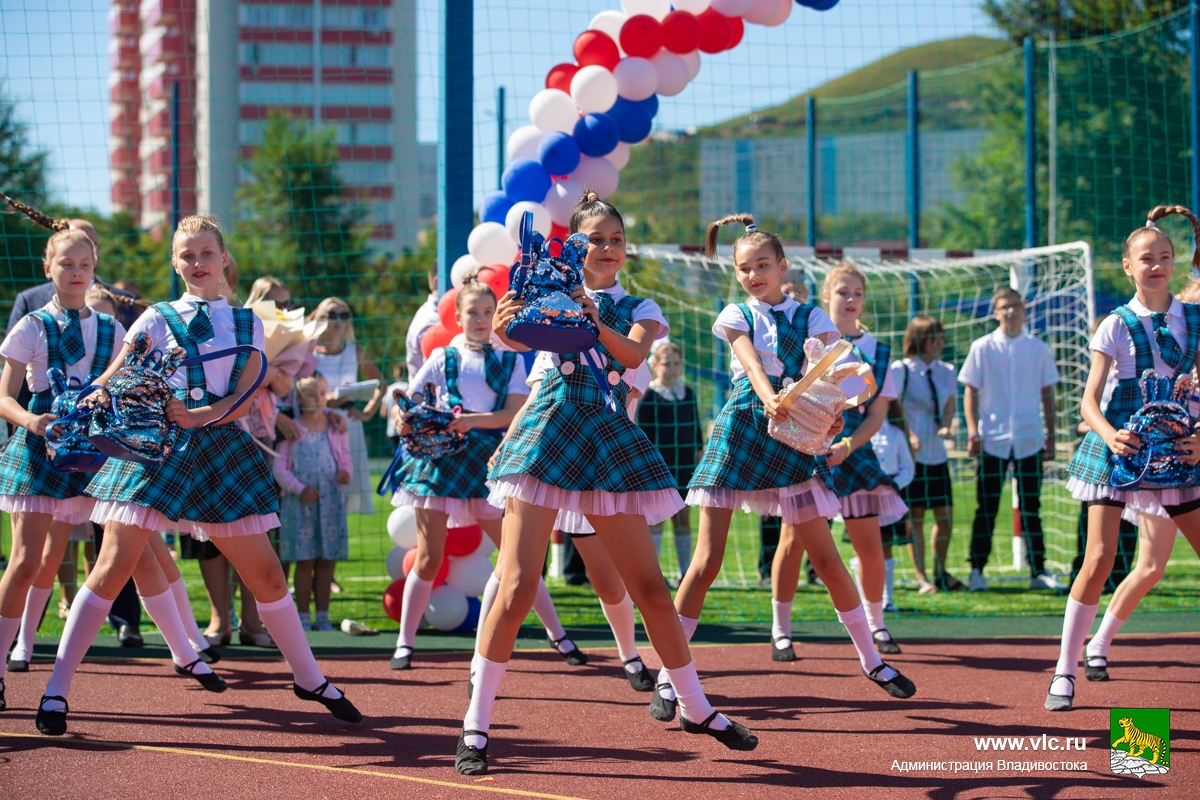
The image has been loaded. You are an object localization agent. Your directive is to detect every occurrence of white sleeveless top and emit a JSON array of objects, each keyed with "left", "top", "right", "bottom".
[{"left": 314, "top": 343, "right": 359, "bottom": 387}]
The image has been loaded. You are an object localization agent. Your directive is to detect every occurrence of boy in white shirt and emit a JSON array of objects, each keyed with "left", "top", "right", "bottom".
[{"left": 959, "top": 287, "right": 1061, "bottom": 592}]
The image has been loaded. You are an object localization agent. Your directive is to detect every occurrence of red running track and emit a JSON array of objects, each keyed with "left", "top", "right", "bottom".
[{"left": 1, "top": 634, "right": 1197, "bottom": 799}]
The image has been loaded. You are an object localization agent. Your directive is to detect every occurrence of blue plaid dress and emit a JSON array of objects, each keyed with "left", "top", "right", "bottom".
[
  {"left": 1068, "top": 302, "right": 1200, "bottom": 509},
  {"left": 688, "top": 303, "right": 839, "bottom": 522},
  {"left": 86, "top": 303, "right": 279, "bottom": 533},
  {"left": 0, "top": 310, "right": 116, "bottom": 510},
  {"left": 489, "top": 293, "right": 683, "bottom": 525}
]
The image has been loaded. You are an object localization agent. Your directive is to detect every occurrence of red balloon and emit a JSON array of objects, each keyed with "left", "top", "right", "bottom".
[
  {"left": 697, "top": 8, "right": 732, "bottom": 54},
  {"left": 402, "top": 546, "right": 449, "bottom": 587},
  {"left": 574, "top": 30, "right": 620, "bottom": 71},
  {"left": 445, "top": 525, "right": 484, "bottom": 558},
  {"left": 620, "top": 14, "right": 664, "bottom": 59},
  {"left": 421, "top": 323, "right": 454, "bottom": 358},
  {"left": 480, "top": 264, "right": 511, "bottom": 298},
  {"left": 382, "top": 578, "right": 405, "bottom": 622},
  {"left": 437, "top": 287, "right": 462, "bottom": 333},
  {"left": 661, "top": 11, "right": 702, "bottom": 54},
  {"left": 548, "top": 222, "right": 569, "bottom": 242},
  {"left": 546, "top": 63, "right": 579, "bottom": 94},
  {"left": 726, "top": 15, "right": 745, "bottom": 50}
]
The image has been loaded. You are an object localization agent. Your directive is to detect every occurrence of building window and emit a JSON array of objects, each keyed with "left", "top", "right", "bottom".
[{"left": 239, "top": 4, "right": 314, "bottom": 28}]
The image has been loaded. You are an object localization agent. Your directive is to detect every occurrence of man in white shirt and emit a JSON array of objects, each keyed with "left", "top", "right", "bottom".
[
  {"left": 404, "top": 265, "right": 440, "bottom": 382},
  {"left": 959, "top": 287, "right": 1061, "bottom": 592}
]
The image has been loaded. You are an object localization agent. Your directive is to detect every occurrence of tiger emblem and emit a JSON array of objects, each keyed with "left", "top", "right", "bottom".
[{"left": 1113, "top": 717, "right": 1168, "bottom": 765}]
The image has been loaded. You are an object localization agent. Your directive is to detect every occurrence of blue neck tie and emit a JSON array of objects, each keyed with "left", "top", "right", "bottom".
[
  {"left": 188, "top": 301, "right": 215, "bottom": 343},
  {"left": 60, "top": 308, "right": 85, "bottom": 366},
  {"left": 1152, "top": 312, "right": 1184, "bottom": 371}
]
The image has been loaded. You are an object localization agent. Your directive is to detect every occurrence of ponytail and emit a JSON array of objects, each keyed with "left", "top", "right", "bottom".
[
  {"left": 1131, "top": 204, "right": 1200, "bottom": 274},
  {"left": 568, "top": 189, "right": 624, "bottom": 234},
  {"left": 1, "top": 192, "right": 69, "bottom": 232},
  {"left": 704, "top": 212, "right": 788, "bottom": 265}
]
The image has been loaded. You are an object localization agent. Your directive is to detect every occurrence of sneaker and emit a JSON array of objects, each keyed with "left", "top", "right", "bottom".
[
  {"left": 1029, "top": 572, "right": 1065, "bottom": 591},
  {"left": 315, "top": 620, "right": 334, "bottom": 632},
  {"left": 968, "top": 569, "right": 988, "bottom": 592}
]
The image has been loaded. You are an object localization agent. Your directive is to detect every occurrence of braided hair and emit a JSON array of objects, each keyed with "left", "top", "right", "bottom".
[
  {"left": 1125, "top": 205, "right": 1200, "bottom": 274},
  {"left": 2, "top": 193, "right": 97, "bottom": 264}
]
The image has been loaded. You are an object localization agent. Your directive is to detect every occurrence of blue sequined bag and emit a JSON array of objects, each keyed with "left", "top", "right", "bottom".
[
  {"left": 392, "top": 383, "right": 468, "bottom": 461},
  {"left": 1110, "top": 370, "right": 1199, "bottom": 489},
  {"left": 42, "top": 369, "right": 108, "bottom": 473},
  {"left": 505, "top": 211, "right": 598, "bottom": 354}
]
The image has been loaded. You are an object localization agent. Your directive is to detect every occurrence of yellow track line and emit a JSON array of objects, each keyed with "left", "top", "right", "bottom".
[{"left": 0, "top": 731, "right": 586, "bottom": 799}]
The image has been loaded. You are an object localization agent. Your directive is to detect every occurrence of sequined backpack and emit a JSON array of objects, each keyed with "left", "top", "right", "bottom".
[
  {"left": 1110, "top": 370, "right": 1200, "bottom": 489},
  {"left": 42, "top": 369, "right": 108, "bottom": 473},
  {"left": 768, "top": 339, "right": 878, "bottom": 456}
]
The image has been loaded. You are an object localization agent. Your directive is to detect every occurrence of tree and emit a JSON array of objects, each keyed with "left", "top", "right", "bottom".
[
  {"left": 981, "top": 0, "right": 1189, "bottom": 41},
  {"left": 0, "top": 77, "right": 54, "bottom": 305}
]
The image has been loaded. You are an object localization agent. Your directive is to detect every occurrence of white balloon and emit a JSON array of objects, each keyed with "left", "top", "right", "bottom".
[
  {"left": 605, "top": 141, "right": 632, "bottom": 170},
  {"left": 570, "top": 65, "right": 619, "bottom": 115},
  {"left": 650, "top": 50, "right": 690, "bottom": 97},
  {"left": 589, "top": 10, "right": 627, "bottom": 56},
  {"left": 672, "top": 0, "right": 711, "bottom": 12},
  {"left": 506, "top": 124, "right": 543, "bottom": 161},
  {"left": 450, "top": 254, "right": 481, "bottom": 289},
  {"left": 505, "top": 201, "right": 551, "bottom": 241},
  {"left": 711, "top": 0, "right": 753, "bottom": 14},
  {"left": 386, "top": 505, "right": 418, "bottom": 549},
  {"left": 467, "top": 222, "right": 518, "bottom": 266},
  {"left": 530, "top": 89, "right": 579, "bottom": 134},
  {"left": 471, "top": 535, "right": 497, "bottom": 559},
  {"left": 680, "top": 49, "right": 702, "bottom": 81},
  {"left": 385, "top": 545, "right": 407, "bottom": 581},
  {"left": 765, "top": 0, "right": 792, "bottom": 26},
  {"left": 543, "top": 178, "right": 584, "bottom": 226},
  {"left": 423, "top": 585, "right": 469, "bottom": 631},
  {"left": 569, "top": 156, "right": 620, "bottom": 199},
  {"left": 743, "top": 0, "right": 779, "bottom": 24},
  {"left": 613, "top": 57, "right": 658, "bottom": 102},
  {"left": 445, "top": 553, "right": 494, "bottom": 597},
  {"left": 621, "top": 0, "right": 671, "bottom": 20}
]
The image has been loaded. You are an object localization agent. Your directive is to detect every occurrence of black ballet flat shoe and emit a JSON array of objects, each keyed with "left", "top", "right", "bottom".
[
  {"left": 35, "top": 695, "right": 68, "bottom": 736},
  {"left": 623, "top": 657, "right": 655, "bottom": 692},
  {"left": 390, "top": 646, "right": 412, "bottom": 671},
  {"left": 196, "top": 646, "right": 221, "bottom": 665},
  {"left": 7, "top": 658, "right": 29, "bottom": 673},
  {"left": 456, "top": 729, "right": 489, "bottom": 775},
  {"left": 873, "top": 629, "right": 902, "bottom": 655},
  {"left": 864, "top": 663, "right": 916, "bottom": 699},
  {"left": 173, "top": 659, "right": 228, "bottom": 693},
  {"left": 649, "top": 683, "right": 677, "bottom": 722},
  {"left": 293, "top": 681, "right": 362, "bottom": 723},
  {"left": 467, "top": 671, "right": 474, "bottom": 699},
  {"left": 1044, "top": 675, "right": 1074, "bottom": 711},
  {"left": 680, "top": 711, "right": 759, "bottom": 752},
  {"left": 1084, "top": 655, "right": 1110, "bottom": 682},
  {"left": 771, "top": 636, "right": 797, "bottom": 662},
  {"left": 0, "top": 678, "right": 6, "bottom": 711},
  {"left": 549, "top": 636, "right": 588, "bottom": 666}
]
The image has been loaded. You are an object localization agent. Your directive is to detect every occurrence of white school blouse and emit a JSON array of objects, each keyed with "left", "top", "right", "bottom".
[
  {"left": 889, "top": 357, "right": 957, "bottom": 466},
  {"left": 1, "top": 301, "right": 126, "bottom": 392},
  {"left": 404, "top": 293, "right": 439, "bottom": 381},
  {"left": 1090, "top": 296, "right": 1188, "bottom": 379},
  {"left": 712, "top": 296, "right": 838, "bottom": 382},
  {"left": 411, "top": 345, "right": 529, "bottom": 414}
]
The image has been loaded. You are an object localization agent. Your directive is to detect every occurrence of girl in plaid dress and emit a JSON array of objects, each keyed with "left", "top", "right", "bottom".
[
  {"left": 33, "top": 216, "right": 360, "bottom": 736},
  {"left": 456, "top": 192, "right": 757, "bottom": 775},
  {"left": 822, "top": 264, "right": 909, "bottom": 656},
  {"left": 1048, "top": 205, "right": 1200, "bottom": 711},
  {"left": 681, "top": 216, "right": 914, "bottom": 701}
]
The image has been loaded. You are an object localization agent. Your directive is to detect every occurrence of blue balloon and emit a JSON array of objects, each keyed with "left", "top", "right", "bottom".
[
  {"left": 573, "top": 113, "right": 620, "bottom": 158},
  {"left": 501, "top": 158, "right": 552, "bottom": 204},
  {"left": 813, "top": 0, "right": 839, "bottom": 9},
  {"left": 637, "top": 94, "right": 658, "bottom": 119},
  {"left": 536, "top": 132, "right": 581, "bottom": 176},
  {"left": 480, "top": 191, "right": 513, "bottom": 225},
  {"left": 452, "top": 596, "right": 482, "bottom": 633},
  {"left": 608, "top": 98, "right": 653, "bottom": 144}
]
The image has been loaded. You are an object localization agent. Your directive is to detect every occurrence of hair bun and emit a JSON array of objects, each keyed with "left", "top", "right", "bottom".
[{"left": 577, "top": 189, "right": 602, "bottom": 208}]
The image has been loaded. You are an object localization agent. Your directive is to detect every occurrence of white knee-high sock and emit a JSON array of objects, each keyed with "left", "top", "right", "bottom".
[
  {"left": 674, "top": 533, "right": 692, "bottom": 574},
  {"left": 10, "top": 585, "right": 53, "bottom": 663},
  {"left": 599, "top": 592, "right": 639, "bottom": 664},
  {"left": 396, "top": 575, "right": 433, "bottom": 651},
  {"left": 0, "top": 616, "right": 21, "bottom": 680},
  {"left": 836, "top": 604, "right": 894, "bottom": 679},
  {"left": 168, "top": 577, "right": 208, "bottom": 653},
  {"left": 256, "top": 594, "right": 340, "bottom": 699},
  {"left": 472, "top": 573, "right": 502, "bottom": 674},
  {"left": 140, "top": 590, "right": 209, "bottom": 673},
  {"left": 1086, "top": 610, "right": 1126, "bottom": 660},
  {"left": 463, "top": 656, "right": 507, "bottom": 748},
  {"left": 865, "top": 600, "right": 885, "bottom": 633},
  {"left": 1052, "top": 598, "right": 1099, "bottom": 696},
  {"left": 883, "top": 558, "right": 896, "bottom": 607},
  {"left": 656, "top": 614, "right": 699, "bottom": 700},
  {"left": 771, "top": 599, "right": 792, "bottom": 644},
  {"left": 42, "top": 587, "right": 112, "bottom": 710},
  {"left": 533, "top": 577, "right": 567, "bottom": 643},
  {"left": 667, "top": 661, "right": 729, "bottom": 730}
]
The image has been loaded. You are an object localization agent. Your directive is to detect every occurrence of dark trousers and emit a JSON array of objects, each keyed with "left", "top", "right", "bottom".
[
  {"left": 759, "top": 516, "right": 781, "bottom": 581},
  {"left": 1073, "top": 503, "right": 1139, "bottom": 592},
  {"left": 92, "top": 522, "right": 141, "bottom": 631},
  {"left": 971, "top": 452, "right": 1045, "bottom": 576}
]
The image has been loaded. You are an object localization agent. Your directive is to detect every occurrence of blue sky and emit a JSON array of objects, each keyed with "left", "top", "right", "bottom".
[{"left": 0, "top": 0, "right": 997, "bottom": 213}]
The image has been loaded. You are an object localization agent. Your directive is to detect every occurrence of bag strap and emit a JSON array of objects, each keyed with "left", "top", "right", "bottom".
[
  {"left": 177, "top": 344, "right": 269, "bottom": 429},
  {"left": 582, "top": 349, "right": 620, "bottom": 413},
  {"left": 32, "top": 309, "right": 65, "bottom": 374},
  {"left": 90, "top": 313, "right": 116, "bottom": 383},
  {"left": 376, "top": 443, "right": 407, "bottom": 497}
]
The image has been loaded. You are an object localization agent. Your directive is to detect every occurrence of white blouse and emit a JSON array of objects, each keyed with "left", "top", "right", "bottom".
[
  {"left": 713, "top": 297, "right": 838, "bottom": 382},
  {"left": 411, "top": 346, "right": 528, "bottom": 413},
  {"left": 1, "top": 301, "right": 126, "bottom": 392}
]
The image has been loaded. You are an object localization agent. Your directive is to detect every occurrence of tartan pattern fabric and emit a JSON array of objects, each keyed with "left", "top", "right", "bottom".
[
  {"left": 156, "top": 302, "right": 255, "bottom": 408},
  {"left": 396, "top": 428, "right": 502, "bottom": 499},
  {"left": 186, "top": 301, "right": 215, "bottom": 343},
  {"left": 490, "top": 294, "right": 676, "bottom": 493},
  {"left": 831, "top": 340, "right": 897, "bottom": 497},
  {"left": 59, "top": 308, "right": 85, "bottom": 365},
  {"left": 1069, "top": 303, "right": 1200, "bottom": 486},
  {"left": 690, "top": 304, "right": 831, "bottom": 492}
]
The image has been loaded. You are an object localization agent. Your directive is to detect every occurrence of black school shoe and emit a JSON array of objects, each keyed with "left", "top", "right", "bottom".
[
  {"left": 649, "top": 683, "right": 677, "bottom": 722},
  {"left": 771, "top": 636, "right": 797, "bottom": 662},
  {"left": 118, "top": 624, "right": 143, "bottom": 647},
  {"left": 873, "top": 629, "right": 902, "bottom": 655},
  {"left": 35, "top": 695, "right": 68, "bottom": 736},
  {"left": 173, "top": 659, "right": 228, "bottom": 693},
  {"left": 549, "top": 636, "right": 588, "bottom": 666},
  {"left": 293, "top": 682, "right": 363, "bottom": 723},
  {"left": 864, "top": 664, "right": 916, "bottom": 698},
  {"left": 680, "top": 711, "right": 759, "bottom": 751},
  {"left": 7, "top": 658, "right": 29, "bottom": 672},
  {"left": 390, "top": 646, "right": 412, "bottom": 671},
  {"left": 0, "top": 678, "right": 5, "bottom": 711},
  {"left": 623, "top": 657, "right": 655, "bottom": 692},
  {"left": 1084, "top": 655, "right": 1110, "bottom": 682},
  {"left": 196, "top": 646, "right": 221, "bottom": 665},
  {"left": 456, "top": 730, "right": 489, "bottom": 775}
]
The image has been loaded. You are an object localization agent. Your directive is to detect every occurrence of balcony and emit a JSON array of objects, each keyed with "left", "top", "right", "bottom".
[
  {"left": 140, "top": 0, "right": 185, "bottom": 31},
  {"left": 109, "top": 146, "right": 139, "bottom": 169},
  {"left": 109, "top": 8, "right": 139, "bottom": 35},
  {"left": 142, "top": 28, "right": 188, "bottom": 63},
  {"left": 110, "top": 81, "right": 140, "bottom": 104},
  {"left": 146, "top": 107, "right": 171, "bottom": 137},
  {"left": 111, "top": 179, "right": 140, "bottom": 211}
]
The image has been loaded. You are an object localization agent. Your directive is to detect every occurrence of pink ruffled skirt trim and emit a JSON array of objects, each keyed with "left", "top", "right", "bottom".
[
  {"left": 1068, "top": 477, "right": 1200, "bottom": 519},
  {"left": 391, "top": 490, "right": 502, "bottom": 528},
  {"left": 840, "top": 486, "right": 909, "bottom": 527},
  {"left": 686, "top": 477, "right": 841, "bottom": 526},
  {"left": 488, "top": 474, "right": 685, "bottom": 528},
  {"left": 0, "top": 494, "right": 95, "bottom": 525},
  {"left": 91, "top": 500, "right": 280, "bottom": 542}
]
